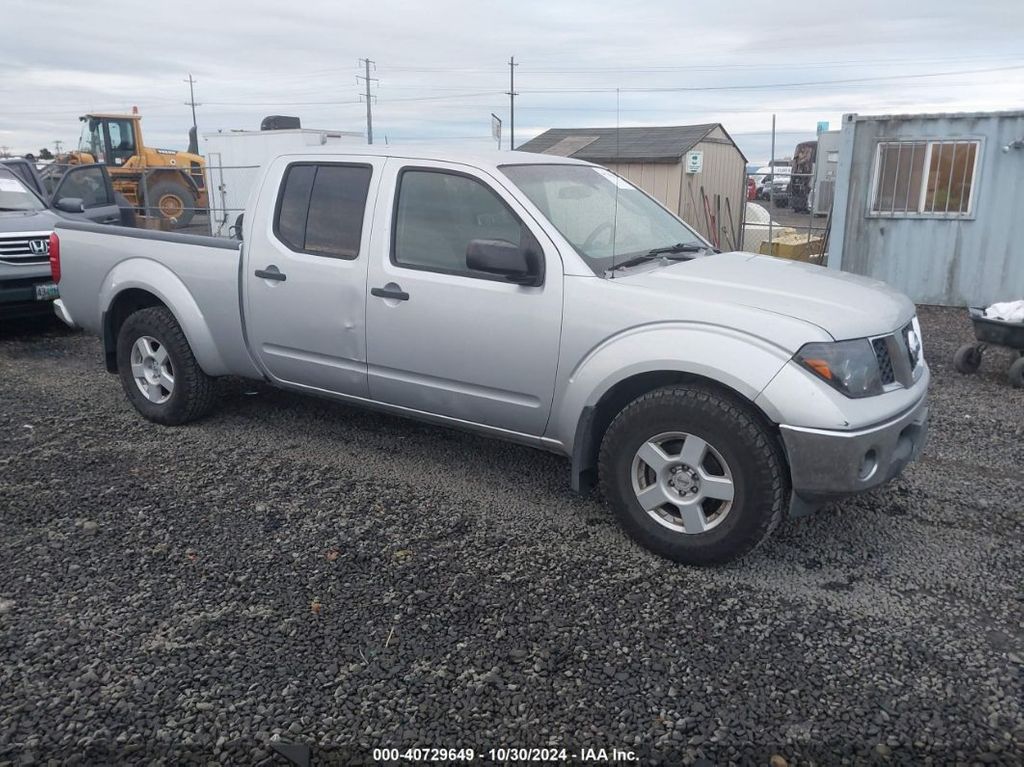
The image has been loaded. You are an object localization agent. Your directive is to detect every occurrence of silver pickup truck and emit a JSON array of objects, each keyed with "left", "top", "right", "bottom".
[{"left": 53, "top": 147, "right": 929, "bottom": 564}]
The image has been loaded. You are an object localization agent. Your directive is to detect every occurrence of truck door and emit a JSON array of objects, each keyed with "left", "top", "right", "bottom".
[
  {"left": 364, "top": 161, "right": 563, "bottom": 436},
  {"left": 103, "top": 119, "right": 138, "bottom": 168},
  {"left": 49, "top": 165, "right": 121, "bottom": 225},
  {"left": 244, "top": 157, "right": 381, "bottom": 397}
]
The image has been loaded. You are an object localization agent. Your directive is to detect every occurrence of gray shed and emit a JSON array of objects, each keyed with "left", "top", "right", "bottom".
[
  {"left": 829, "top": 110, "right": 1024, "bottom": 306},
  {"left": 518, "top": 124, "right": 748, "bottom": 247}
]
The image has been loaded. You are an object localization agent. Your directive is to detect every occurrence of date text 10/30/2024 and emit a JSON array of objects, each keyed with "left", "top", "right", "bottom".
[{"left": 372, "top": 747, "right": 638, "bottom": 762}]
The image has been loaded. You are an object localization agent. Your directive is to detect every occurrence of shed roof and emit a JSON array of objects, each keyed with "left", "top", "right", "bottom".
[{"left": 518, "top": 123, "right": 745, "bottom": 163}]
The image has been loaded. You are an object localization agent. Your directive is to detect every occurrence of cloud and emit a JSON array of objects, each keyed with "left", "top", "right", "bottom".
[{"left": 1, "top": 0, "right": 1021, "bottom": 163}]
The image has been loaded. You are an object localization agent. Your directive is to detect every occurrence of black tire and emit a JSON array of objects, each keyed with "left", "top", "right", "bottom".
[
  {"left": 146, "top": 179, "right": 196, "bottom": 228},
  {"left": 116, "top": 306, "right": 216, "bottom": 425},
  {"left": 598, "top": 386, "right": 787, "bottom": 566},
  {"left": 953, "top": 343, "right": 983, "bottom": 374},
  {"left": 1008, "top": 357, "right": 1024, "bottom": 389}
]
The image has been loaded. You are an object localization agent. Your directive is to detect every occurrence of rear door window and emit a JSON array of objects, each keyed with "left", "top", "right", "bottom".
[{"left": 274, "top": 163, "right": 372, "bottom": 259}]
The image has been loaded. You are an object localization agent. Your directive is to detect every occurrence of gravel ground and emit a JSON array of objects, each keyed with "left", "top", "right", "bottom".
[{"left": 0, "top": 306, "right": 1021, "bottom": 765}]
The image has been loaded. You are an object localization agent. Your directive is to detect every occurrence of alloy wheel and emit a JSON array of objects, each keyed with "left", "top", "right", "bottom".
[{"left": 630, "top": 431, "right": 735, "bottom": 534}]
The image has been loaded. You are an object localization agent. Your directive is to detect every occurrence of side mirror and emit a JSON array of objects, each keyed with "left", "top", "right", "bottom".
[
  {"left": 54, "top": 197, "right": 85, "bottom": 213},
  {"left": 466, "top": 239, "right": 540, "bottom": 286},
  {"left": 229, "top": 213, "right": 244, "bottom": 241}
]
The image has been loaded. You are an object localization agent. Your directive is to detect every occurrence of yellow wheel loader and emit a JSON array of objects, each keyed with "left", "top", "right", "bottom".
[{"left": 67, "top": 112, "right": 207, "bottom": 228}]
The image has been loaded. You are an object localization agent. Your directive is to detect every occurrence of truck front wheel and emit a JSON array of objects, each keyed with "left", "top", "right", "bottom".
[
  {"left": 147, "top": 180, "right": 196, "bottom": 228},
  {"left": 116, "top": 306, "right": 217, "bottom": 425},
  {"left": 598, "top": 386, "right": 787, "bottom": 565}
]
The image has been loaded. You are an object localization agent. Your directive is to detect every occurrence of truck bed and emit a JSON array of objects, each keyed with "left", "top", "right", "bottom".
[{"left": 54, "top": 220, "right": 260, "bottom": 378}]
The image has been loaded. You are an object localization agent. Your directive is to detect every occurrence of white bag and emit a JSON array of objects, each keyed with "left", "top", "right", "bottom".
[{"left": 984, "top": 300, "right": 1024, "bottom": 323}]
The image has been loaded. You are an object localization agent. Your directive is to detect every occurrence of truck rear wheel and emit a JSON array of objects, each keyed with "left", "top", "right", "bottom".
[
  {"left": 116, "top": 306, "right": 216, "bottom": 425},
  {"left": 598, "top": 386, "right": 787, "bottom": 565},
  {"left": 147, "top": 180, "right": 196, "bottom": 228}
]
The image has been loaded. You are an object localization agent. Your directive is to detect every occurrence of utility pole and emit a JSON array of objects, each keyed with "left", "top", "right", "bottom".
[
  {"left": 506, "top": 56, "right": 518, "bottom": 150},
  {"left": 357, "top": 58, "right": 377, "bottom": 144},
  {"left": 184, "top": 73, "right": 200, "bottom": 135},
  {"left": 768, "top": 113, "right": 776, "bottom": 250},
  {"left": 54, "top": 140, "right": 63, "bottom": 156}
]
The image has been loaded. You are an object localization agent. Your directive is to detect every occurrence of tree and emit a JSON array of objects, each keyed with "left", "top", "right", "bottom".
[{"left": 38, "top": 148, "right": 53, "bottom": 160}]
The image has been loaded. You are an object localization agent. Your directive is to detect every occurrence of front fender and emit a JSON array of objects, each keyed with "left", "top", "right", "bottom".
[
  {"left": 100, "top": 258, "right": 230, "bottom": 376},
  {"left": 549, "top": 322, "right": 798, "bottom": 452}
]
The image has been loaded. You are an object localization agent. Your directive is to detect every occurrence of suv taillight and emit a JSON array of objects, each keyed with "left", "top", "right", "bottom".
[{"left": 49, "top": 232, "right": 60, "bottom": 283}]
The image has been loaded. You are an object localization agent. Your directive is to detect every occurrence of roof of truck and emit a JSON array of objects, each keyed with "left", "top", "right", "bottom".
[{"left": 270, "top": 144, "right": 595, "bottom": 169}]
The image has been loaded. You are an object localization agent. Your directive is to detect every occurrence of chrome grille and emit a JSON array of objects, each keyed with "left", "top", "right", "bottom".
[
  {"left": 872, "top": 337, "right": 896, "bottom": 385},
  {"left": 0, "top": 232, "right": 51, "bottom": 265},
  {"left": 902, "top": 321, "right": 921, "bottom": 370},
  {"left": 872, "top": 319, "right": 923, "bottom": 390}
]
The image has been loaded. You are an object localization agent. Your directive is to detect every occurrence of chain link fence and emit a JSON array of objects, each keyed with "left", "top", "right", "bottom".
[
  {"left": 12, "top": 157, "right": 257, "bottom": 238},
  {"left": 739, "top": 125, "right": 838, "bottom": 265}
]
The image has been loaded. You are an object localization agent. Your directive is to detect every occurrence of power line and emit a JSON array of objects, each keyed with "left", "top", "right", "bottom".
[
  {"left": 200, "top": 99, "right": 364, "bottom": 107},
  {"left": 514, "top": 64, "right": 1024, "bottom": 94},
  {"left": 384, "top": 91, "right": 505, "bottom": 103},
  {"left": 366, "top": 53, "right": 1022, "bottom": 74},
  {"left": 513, "top": 55, "right": 1024, "bottom": 73}
]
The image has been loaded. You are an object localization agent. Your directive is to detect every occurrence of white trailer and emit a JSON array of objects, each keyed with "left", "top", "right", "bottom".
[{"left": 202, "top": 128, "right": 362, "bottom": 236}]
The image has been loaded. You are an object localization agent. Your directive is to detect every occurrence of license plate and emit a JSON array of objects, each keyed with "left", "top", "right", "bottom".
[{"left": 35, "top": 282, "right": 59, "bottom": 301}]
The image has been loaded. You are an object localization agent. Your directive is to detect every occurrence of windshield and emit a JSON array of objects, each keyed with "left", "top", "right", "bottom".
[
  {"left": 500, "top": 163, "right": 707, "bottom": 273},
  {"left": 0, "top": 168, "right": 45, "bottom": 212}
]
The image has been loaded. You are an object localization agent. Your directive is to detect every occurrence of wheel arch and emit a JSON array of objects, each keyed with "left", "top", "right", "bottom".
[
  {"left": 100, "top": 260, "right": 229, "bottom": 376},
  {"left": 556, "top": 324, "right": 796, "bottom": 494},
  {"left": 569, "top": 369, "right": 785, "bottom": 494}
]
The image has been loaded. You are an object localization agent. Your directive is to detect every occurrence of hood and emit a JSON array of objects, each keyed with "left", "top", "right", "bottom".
[
  {"left": 618, "top": 251, "right": 915, "bottom": 340},
  {"left": 0, "top": 208, "right": 61, "bottom": 231}
]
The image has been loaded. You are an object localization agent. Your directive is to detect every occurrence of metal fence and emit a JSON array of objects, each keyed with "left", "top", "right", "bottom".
[
  {"left": 16, "top": 158, "right": 258, "bottom": 238},
  {"left": 22, "top": 117, "right": 841, "bottom": 259},
  {"left": 740, "top": 117, "right": 835, "bottom": 265}
]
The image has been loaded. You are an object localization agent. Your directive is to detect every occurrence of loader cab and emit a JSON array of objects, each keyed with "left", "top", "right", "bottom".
[{"left": 81, "top": 115, "right": 141, "bottom": 168}]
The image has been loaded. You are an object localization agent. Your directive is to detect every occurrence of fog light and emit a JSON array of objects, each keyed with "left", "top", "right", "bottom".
[{"left": 858, "top": 449, "right": 878, "bottom": 481}]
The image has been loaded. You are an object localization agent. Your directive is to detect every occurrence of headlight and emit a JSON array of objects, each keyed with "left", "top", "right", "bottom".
[{"left": 795, "top": 339, "right": 883, "bottom": 398}]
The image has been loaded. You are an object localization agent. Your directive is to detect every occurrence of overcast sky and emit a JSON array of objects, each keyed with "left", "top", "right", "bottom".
[{"left": 2, "top": 0, "right": 1022, "bottom": 164}]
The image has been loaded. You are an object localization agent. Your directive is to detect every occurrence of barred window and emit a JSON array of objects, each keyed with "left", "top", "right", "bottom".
[{"left": 871, "top": 140, "right": 979, "bottom": 216}]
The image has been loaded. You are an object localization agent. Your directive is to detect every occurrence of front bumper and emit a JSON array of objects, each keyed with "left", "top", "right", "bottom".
[{"left": 780, "top": 394, "right": 929, "bottom": 516}]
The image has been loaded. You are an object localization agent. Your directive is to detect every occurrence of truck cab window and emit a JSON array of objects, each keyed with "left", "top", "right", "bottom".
[
  {"left": 393, "top": 169, "right": 524, "bottom": 276},
  {"left": 274, "top": 163, "right": 371, "bottom": 260}
]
